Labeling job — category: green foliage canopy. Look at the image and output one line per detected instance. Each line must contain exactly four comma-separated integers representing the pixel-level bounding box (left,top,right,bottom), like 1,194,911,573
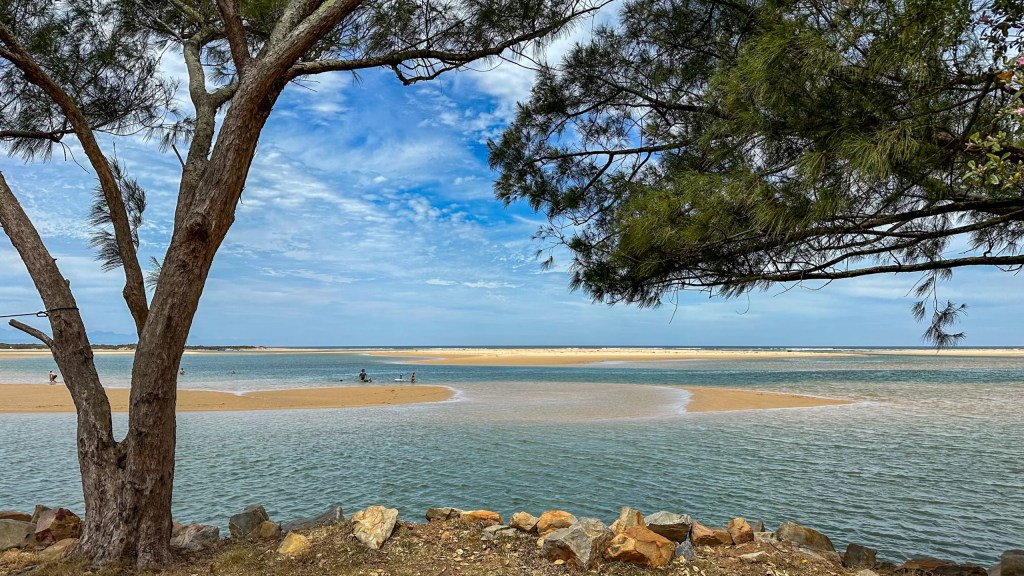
490,0,1024,345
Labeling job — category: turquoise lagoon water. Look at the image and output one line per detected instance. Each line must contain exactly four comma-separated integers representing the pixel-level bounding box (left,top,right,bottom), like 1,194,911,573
0,350,1022,565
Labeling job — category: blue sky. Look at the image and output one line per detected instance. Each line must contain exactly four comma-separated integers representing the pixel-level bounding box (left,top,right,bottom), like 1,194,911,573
1,18,1022,347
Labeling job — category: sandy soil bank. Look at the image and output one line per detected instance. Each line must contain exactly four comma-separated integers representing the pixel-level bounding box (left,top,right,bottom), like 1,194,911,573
679,386,852,412
0,385,453,413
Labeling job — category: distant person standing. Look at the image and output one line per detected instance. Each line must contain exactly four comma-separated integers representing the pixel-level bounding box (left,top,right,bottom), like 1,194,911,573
410,372,416,384
48,370,57,384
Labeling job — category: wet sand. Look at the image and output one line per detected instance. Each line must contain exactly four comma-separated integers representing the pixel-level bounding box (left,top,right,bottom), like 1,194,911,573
0,385,453,413
679,386,852,412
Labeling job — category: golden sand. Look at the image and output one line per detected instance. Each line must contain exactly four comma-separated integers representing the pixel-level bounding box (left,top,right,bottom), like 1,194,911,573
679,386,851,412
0,385,453,414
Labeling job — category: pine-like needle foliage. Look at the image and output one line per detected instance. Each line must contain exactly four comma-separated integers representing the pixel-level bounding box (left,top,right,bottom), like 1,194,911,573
490,0,1024,345
0,1,174,159
88,158,146,272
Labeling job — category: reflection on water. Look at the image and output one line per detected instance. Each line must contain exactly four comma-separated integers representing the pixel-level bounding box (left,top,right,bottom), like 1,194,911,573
1,352,1022,565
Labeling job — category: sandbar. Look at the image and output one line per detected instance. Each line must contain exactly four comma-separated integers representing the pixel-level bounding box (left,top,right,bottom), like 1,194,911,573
370,347,862,365
679,386,851,412
0,385,452,414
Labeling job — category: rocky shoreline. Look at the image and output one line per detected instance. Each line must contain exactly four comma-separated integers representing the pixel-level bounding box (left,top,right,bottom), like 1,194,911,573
1,504,1021,576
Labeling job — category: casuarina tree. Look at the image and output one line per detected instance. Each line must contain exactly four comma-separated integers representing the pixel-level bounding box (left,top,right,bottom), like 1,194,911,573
490,0,1024,346
0,0,604,566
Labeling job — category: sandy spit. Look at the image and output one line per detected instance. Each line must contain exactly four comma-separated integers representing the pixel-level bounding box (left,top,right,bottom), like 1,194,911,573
0,385,453,414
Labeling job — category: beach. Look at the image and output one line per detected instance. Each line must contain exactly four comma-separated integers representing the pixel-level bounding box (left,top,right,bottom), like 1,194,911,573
368,346,1024,364
0,383,847,414
0,384,453,413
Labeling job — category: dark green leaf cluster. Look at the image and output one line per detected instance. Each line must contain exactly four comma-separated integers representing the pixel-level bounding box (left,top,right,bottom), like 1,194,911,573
0,0,175,159
491,0,1024,342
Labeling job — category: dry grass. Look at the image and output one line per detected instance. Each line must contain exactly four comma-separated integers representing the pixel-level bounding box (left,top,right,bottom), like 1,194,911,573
1,520,863,576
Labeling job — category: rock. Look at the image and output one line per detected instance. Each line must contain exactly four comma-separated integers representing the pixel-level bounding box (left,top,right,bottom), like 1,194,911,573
481,525,520,541
30,505,50,524
690,521,732,547
0,511,31,522
844,543,877,569
351,505,398,550
536,510,577,535
172,520,186,536
1003,550,1024,576
277,532,311,557
605,522,675,568
510,512,539,533
229,504,269,539
257,520,281,539
900,558,987,576
727,517,754,545
749,519,766,532
675,540,695,562
460,510,501,526
645,511,692,542
932,565,988,576
775,520,834,552
0,520,35,550
754,531,777,543
740,551,767,563
170,524,220,552
34,508,81,544
38,538,78,562
281,506,344,533
425,507,464,522
541,518,612,570
609,507,645,533
856,571,879,576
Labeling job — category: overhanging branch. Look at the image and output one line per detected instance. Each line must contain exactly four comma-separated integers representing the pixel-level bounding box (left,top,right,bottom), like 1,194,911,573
9,319,53,347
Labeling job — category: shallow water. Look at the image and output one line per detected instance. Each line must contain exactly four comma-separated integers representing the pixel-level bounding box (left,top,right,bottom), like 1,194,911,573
0,351,1021,565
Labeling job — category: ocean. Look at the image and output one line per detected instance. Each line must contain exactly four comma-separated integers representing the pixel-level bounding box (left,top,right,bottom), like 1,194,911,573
0,350,1021,565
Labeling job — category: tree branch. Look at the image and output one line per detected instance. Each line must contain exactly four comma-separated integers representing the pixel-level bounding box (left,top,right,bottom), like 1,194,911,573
9,319,53,347
216,0,252,76
0,24,149,335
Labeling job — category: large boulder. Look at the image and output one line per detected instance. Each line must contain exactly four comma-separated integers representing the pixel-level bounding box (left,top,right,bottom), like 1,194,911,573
229,504,269,539
690,521,732,547
34,508,81,544
537,510,577,535
844,543,877,569
1002,550,1024,576
775,521,835,552
0,520,35,551
541,518,612,570
605,509,675,569
170,524,220,552
510,512,539,533
39,538,78,562
351,505,398,550
460,510,502,526
277,532,311,557
0,511,31,522
281,506,344,533
644,511,692,543
425,507,464,522
727,517,754,545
